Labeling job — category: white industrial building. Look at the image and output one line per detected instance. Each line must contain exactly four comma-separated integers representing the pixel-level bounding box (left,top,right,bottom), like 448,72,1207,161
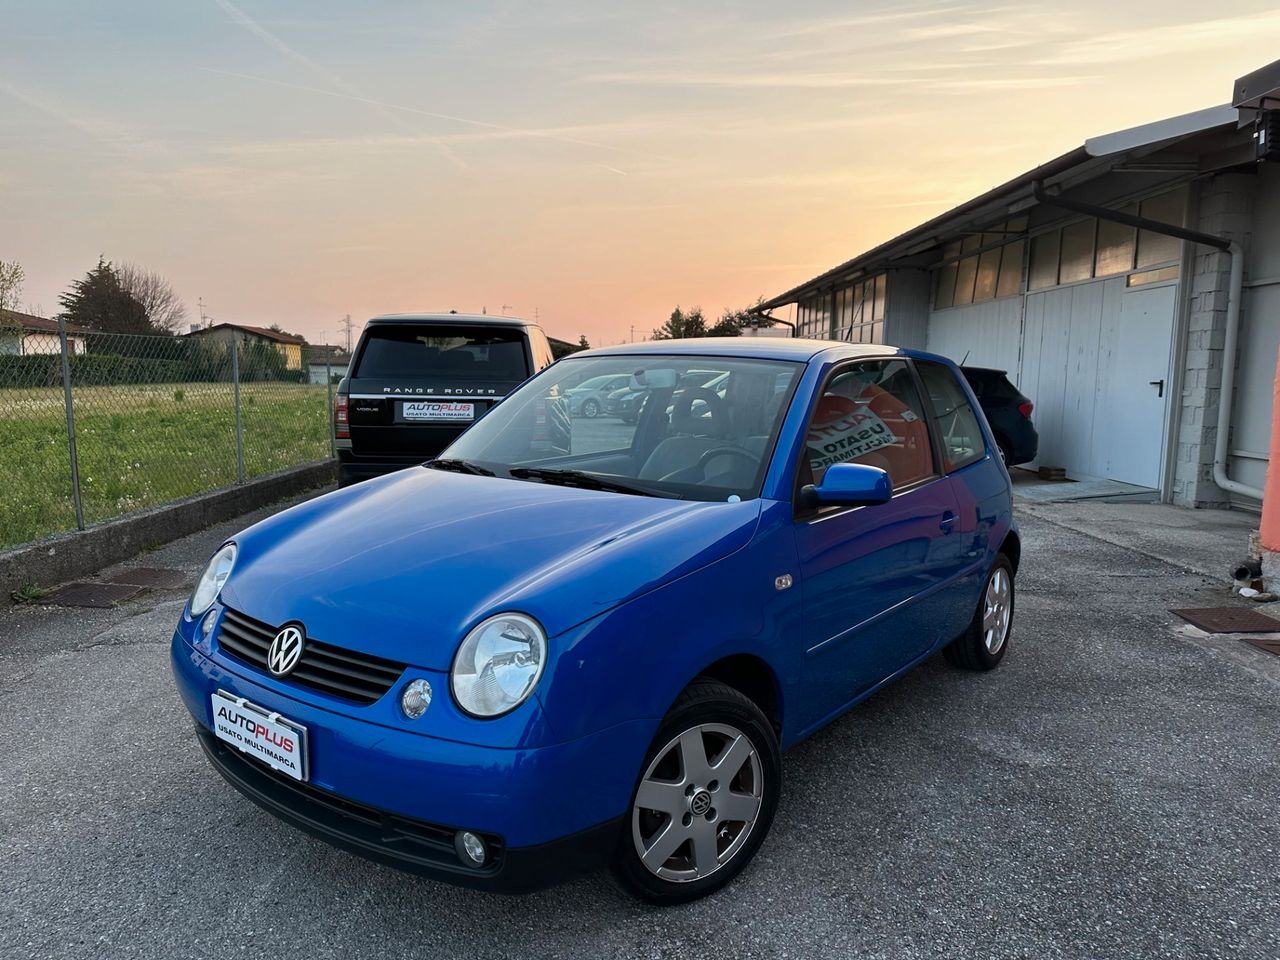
761,61,1280,510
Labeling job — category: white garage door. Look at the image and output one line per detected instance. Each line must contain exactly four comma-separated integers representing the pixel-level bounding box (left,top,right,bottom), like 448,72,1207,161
1020,277,1176,487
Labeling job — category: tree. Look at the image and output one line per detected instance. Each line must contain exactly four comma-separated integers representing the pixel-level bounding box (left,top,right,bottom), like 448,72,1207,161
0,260,24,334
58,258,153,335
577,334,590,350
115,262,187,334
650,306,706,340
268,323,309,345
708,298,774,337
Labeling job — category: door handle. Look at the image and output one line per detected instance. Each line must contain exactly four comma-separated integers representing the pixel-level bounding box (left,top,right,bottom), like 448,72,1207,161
1149,379,1165,398
940,511,957,534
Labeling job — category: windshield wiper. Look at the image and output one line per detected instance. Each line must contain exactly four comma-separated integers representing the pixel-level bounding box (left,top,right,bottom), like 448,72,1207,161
507,467,668,498
424,458,494,477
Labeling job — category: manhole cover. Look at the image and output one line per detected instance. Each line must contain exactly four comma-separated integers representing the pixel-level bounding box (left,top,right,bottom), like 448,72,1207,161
101,567,189,590
42,582,143,608
1246,637,1280,656
1171,606,1280,634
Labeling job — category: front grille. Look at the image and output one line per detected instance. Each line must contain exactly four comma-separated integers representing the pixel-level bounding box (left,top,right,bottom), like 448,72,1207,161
217,607,406,705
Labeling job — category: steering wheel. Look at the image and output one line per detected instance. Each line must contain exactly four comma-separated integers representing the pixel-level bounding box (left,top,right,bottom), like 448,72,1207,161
670,387,728,436
661,446,757,483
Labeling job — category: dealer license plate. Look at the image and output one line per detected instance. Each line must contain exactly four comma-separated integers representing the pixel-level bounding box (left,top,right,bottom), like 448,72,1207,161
403,400,475,422
210,690,308,781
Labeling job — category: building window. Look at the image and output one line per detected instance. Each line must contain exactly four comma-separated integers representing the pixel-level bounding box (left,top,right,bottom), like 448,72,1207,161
1094,210,1136,277
830,273,886,344
1024,185,1187,292
1058,219,1096,284
1028,230,1061,291
932,217,1027,310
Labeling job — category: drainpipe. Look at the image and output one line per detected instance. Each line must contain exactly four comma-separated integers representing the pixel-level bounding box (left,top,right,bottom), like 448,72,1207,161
1211,242,1258,499
1031,182,1259,500
747,310,796,337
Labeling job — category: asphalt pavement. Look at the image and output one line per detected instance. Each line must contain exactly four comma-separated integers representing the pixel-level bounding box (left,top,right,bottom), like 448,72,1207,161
2,494,1278,960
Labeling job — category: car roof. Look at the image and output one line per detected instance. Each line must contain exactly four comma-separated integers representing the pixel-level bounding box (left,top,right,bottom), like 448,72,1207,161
366,313,539,328
577,336,923,364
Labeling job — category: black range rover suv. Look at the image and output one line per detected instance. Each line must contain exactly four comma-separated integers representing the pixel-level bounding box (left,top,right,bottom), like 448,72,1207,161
335,313,555,486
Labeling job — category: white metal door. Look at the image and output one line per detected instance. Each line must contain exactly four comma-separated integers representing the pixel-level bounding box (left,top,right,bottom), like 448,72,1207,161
1105,284,1176,487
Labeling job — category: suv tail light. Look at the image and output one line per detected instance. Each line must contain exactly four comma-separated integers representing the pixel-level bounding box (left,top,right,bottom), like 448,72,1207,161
1017,401,1033,419
335,394,350,439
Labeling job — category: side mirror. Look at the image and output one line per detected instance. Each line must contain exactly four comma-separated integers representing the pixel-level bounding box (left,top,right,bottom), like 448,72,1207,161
800,463,892,509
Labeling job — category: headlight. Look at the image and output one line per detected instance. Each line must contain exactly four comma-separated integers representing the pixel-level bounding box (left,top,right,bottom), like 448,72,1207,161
190,542,236,617
450,613,546,718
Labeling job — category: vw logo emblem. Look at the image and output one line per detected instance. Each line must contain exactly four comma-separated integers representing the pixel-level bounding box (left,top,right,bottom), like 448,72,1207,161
267,625,305,677
690,790,712,817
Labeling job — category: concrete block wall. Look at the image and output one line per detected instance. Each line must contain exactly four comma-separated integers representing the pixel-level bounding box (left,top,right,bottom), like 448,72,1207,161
1171,172,1257,508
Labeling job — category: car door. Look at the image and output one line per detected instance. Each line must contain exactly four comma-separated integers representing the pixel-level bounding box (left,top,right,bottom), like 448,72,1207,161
793,359,964,730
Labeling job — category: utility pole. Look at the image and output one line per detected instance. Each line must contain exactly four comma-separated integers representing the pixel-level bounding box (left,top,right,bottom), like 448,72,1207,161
340,313,354,353
630,325,635,343
197,298,210,329
500,303,513,316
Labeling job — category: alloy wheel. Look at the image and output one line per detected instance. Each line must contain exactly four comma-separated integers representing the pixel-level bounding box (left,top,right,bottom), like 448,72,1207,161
982,567,1012,654
631,723,763,882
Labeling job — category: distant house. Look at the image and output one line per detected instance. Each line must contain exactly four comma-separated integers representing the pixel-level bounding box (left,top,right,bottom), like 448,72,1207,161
307,344,351,384
182,322,305,370
0,310,89,356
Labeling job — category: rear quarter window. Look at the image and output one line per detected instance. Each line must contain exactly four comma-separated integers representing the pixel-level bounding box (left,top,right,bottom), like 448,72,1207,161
354,325,530,381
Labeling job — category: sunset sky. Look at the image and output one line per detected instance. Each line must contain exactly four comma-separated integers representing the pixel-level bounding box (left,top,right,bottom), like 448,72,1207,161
5,1,1280,347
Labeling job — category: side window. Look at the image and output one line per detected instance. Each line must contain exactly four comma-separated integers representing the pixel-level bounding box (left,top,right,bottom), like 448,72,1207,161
802,359,936,491
915,361,986,471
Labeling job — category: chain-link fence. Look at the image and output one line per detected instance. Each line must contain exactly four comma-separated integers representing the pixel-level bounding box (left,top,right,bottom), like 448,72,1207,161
0,324,338,551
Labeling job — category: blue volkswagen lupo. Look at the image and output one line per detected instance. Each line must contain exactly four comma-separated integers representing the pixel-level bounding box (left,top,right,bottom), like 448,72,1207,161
171,338,1017,904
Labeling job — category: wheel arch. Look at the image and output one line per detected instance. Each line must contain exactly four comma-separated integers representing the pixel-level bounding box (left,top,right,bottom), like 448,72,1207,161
1000,527,1021,574
688,653,783,736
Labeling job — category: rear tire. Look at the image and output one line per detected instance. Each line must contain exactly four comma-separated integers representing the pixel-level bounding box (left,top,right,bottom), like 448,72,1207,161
944,553,1014,671
612,680,780,905
582,398,600,419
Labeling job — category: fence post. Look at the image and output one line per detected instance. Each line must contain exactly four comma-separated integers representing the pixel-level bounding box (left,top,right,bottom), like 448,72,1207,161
325,350,335,459
231,332,246,484
57,317,86,530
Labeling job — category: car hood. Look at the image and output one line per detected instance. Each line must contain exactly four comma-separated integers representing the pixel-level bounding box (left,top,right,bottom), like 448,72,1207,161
219,468,762,669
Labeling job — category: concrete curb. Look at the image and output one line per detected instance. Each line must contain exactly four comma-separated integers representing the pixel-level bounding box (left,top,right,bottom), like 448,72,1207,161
2,460,336,603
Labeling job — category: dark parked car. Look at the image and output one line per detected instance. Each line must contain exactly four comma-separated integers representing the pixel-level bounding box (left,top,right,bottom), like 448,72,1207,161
961,366,1038,465
335,314,556,486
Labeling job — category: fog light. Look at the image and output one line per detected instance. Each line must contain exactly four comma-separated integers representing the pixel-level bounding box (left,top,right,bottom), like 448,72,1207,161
455,830,487,866
200,610,218,642
400,679,433,719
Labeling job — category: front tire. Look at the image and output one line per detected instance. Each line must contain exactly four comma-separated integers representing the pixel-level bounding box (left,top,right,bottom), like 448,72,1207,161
613,680,780,905
944,553,1014,671
582,398,600,418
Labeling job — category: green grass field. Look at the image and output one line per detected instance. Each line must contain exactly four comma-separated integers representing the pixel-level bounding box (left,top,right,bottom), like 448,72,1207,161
0,382,331,550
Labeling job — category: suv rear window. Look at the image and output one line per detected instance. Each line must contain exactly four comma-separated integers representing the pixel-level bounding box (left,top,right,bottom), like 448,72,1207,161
354,325,529,381
963,369,1021,403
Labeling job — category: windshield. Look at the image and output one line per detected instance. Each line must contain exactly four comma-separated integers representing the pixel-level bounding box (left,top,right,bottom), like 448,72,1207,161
441,354,802,501
353,324,529,381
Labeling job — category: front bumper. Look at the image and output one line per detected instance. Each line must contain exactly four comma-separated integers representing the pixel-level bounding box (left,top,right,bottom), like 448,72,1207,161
171,631,651,889
196,726,621,892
